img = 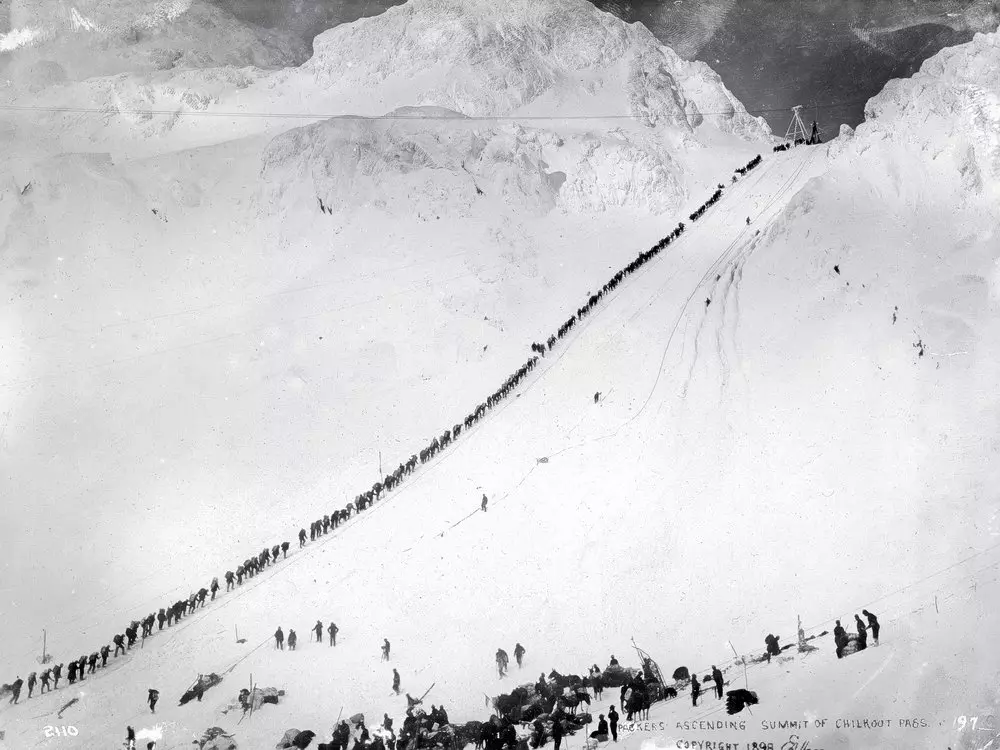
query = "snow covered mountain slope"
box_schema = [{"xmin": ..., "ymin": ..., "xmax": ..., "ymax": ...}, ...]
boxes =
[
  {"xmin": 1, "ymin": 6, "xmax": 999, "ymax": 750},
  {"xmin": 0, "ymin": 0, "xmax": 770, "ymax": 684}
]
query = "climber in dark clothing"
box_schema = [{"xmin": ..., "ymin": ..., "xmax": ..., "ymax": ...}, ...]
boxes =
[
  {"xmin": 711, "ymin": 665, "xmax": 724, "ymax": 699},
  {"xmin": 764, "ymin": 634, "xmax": 781, "ymax": 661},
  {"xmin": 590, "ymin": 715, "xmax": 609, "ymax": 740},
  {"xmin": 314, "ymin": 621, "xmax": 324, "ymax": 642},
  {"xmin": 328, "ymin": 622, "xmax": 339, "ymax": 646},
  {"xmin": 299, "ymin": 529, "xmax": 307, "ymax": 547},
  {"xmin": 854, "ymin": 614, "xmax": 868, "ymax": 650},
  {"xmin": 552, "ymin": 718, "xmax": 564, "ymax": 750},
  {"xmin": 282, "ymin": 541, "xmax": 290, "ymax": 558},
  {"xmin": 9, "ymin": 676, "xmax": 23, "ymax": 704},
  {"xmin": 691, "ymin": 675, "xmax": 701, "ymax": 707},
  {"xmin": 148, "ymin": 688, "xmax": 159, "ymax": 713},
  {"xmin": 833, "ymin": 620, "xmax": 847, "ymax": 658},
  {"xmin": 275, "ymin": 627, "xmax": 285, "ymax": 650},
  {"xmin": 863, "ymin": 610, "xmax": 880, "ymax": 645},
  {"xmin": 393, "ymin": 669, "xmax": 401, "ymax": 695},
  {"xmin": 608, "ymin": 706, "xmax": 619, "ymax": 742},
  {"xmin": 288, "ymin": 630, "xmax": 297, "ymax": 650},
  {"xmin": 514, "ymin": 643, "xmax": 525, "ymax": 668},
  {"xmin": 481, "ymin": 494, "xmax": 488, "ymax": 512}
]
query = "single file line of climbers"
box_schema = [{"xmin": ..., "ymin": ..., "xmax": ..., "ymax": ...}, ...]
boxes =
[{"xmin": 0, "ymin": 148, "xmax": 807, "ymax": 702}]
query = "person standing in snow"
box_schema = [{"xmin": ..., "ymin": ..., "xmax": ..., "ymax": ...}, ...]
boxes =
[
  {"xmin": 481, "ymin": 494, "xmax": 488, "ymax": 512},
  {"xmin": 282, "ymin": 541, "xmax": 290, "ymax": 558},
  {"xmin": 314, "ymin": 620, "xmax": 324, "ymax": 643},
  {"xmin": 101, "ymin": 645, "xmax": 110, "ymax": 667},
  {"xmin": 862, "ymin": 610, "xmax": 880, "ymax": 645},
  {"xmin": 52, "ymin": 663, "xmax": 62, "ymax": 689},
  {"xmin": 607, "ymin": 705, "xmax": 619, "ymax": 742},
  {"xmin": 26, "ymin": 671, "xmax": 36, "ymax": 698},
  {"xmin": 275, "ymin": 627, "xmax": 285, "ymax": 650},
  {"xmin": 288, "ymin": 629, "xmax": 298, "ymax": 650},
  {"xmin": 148, "ymin": 688, "xmax": 159, "ymax": 713},
  {"xmin": 126, "ymin": 726, "xmax": 136, "ymax": 750},
  {"xmin": 495, "ymin": 648, "xmax": 508, "ymax": 677},
  {"xmin": 328, "ymin": 622, "xmax": 339, "ymax": 646},
  {"xmin": 690, "ymin": 674, "xmax": 701, "ymax": 707},
  {"xmin": 552, "ymin": 718, "xmax": 564, "ymax": 750},
  {"xmin": 833, "ymin": 620, "xmax": 847, "ymax": 659},
  {"xmin": 711, "ymin": 666, "xmax": 724, "ymax": 699},
  {"xmin": 8, "ymin": 676, "xmax": 23, "ymax": 704},
  {"xmin": 392, "ymin": 668, "xmax": 401, "ymax": 695},
  {"xmin": 210, "ymin": 577, "xmax": 220, "ymax": 601},
  {"xmin": 299, "ymin": 528, "xmax": 307, "ymax": 547},
  {"xmin": 514, "ymin": 643, "xmax": 525, "ymax": 668},
  {"xmin": 382, "ymin": 639, "xmax": 391, "ymax": 661},
  {"xmin": 39, "ymin": 668, "xmax": 51, "ymax": 694},
  {"xmin": 854, "ymin": 614, "xmax": 868, "ymax": 650}
]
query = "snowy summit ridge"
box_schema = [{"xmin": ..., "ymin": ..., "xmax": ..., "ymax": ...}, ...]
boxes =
[{"xmin": 301, "ymin": 0, "xmax": 769, "ymax": 137}]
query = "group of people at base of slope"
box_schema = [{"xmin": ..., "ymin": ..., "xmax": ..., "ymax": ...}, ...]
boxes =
[
  {"xmin": 5, "ymin": 539, "xmax": 300, "ymax": 707},
  {"xmin": 688, "ymin": 666, "xmax": 726, "ymax": 708},
  {"xmin": 271, "ymin": 622, "xmax": 344, "ymax": 652},
  {"xmin": 496, "ymin": 643, "xmax": 526, "ymax": 676},
  {"xmin": 834, "ymin": 610, "xmax": 880, "ymax": 658}
]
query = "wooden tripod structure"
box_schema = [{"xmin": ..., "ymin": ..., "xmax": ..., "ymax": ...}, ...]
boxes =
[{"xmin": 785, "ymin": 105, "xmax": 810, "ymax": 143}]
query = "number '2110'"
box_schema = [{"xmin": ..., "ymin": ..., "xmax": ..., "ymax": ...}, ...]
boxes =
[{"xmin": 43, "ymin": 726, "xmax": 79, "ymax": 737}]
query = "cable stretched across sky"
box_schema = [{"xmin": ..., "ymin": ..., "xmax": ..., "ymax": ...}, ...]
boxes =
[{"xmin": 0, "ymin": 97, "xmax": 870, "ymax": 122}]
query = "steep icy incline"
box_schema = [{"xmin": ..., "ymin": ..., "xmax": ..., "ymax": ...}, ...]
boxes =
[{"xmin": 719, "ymin": 26, "xmax": 1000, "ymax": 585}]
